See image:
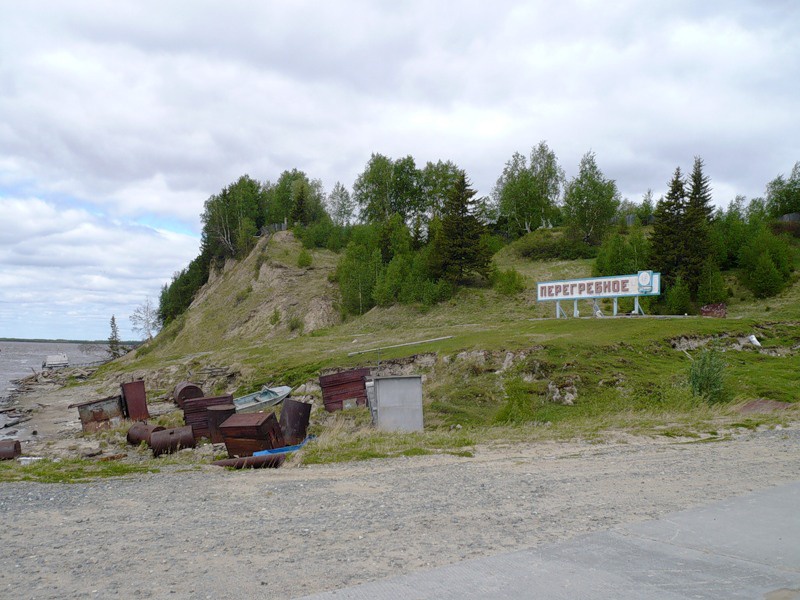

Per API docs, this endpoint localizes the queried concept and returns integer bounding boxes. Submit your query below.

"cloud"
[0,197,198,339]
[0,1,798,337]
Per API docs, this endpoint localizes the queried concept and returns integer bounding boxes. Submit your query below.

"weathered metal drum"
[0,439,22,460]
[126,423,166,446]
[280,398,312,445]
[206,404,236,444]
[150,426,196,457]
[173,382,205,408]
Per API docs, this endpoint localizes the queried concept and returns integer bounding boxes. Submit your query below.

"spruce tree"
[430,173,491,283]
[108,315,122,359]
[683,157,714,296]
[650,168,686,287]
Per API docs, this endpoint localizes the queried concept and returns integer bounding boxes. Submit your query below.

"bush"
[288,315,304,332]
[688,350,728,403]
[513,230,597,261]
[696,263,727,305]
[665,276,692,314]
[297,249,313,268]
[269,308,280,325]
[748,251,784,298]
[491,267,526,296]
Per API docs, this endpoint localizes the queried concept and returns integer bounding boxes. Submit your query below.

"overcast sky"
[1,1,798,340]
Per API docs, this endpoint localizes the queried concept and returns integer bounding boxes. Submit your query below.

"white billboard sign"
[537,271,661,302]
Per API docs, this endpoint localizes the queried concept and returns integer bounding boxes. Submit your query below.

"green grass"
[72,230,800,467]
[0,459,159,484]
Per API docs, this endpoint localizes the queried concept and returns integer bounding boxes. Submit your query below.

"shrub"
[688,350,728,404]
[234,285,252,306]
[269,308,281,325]
[288,315,304,332]
[297,249,313,268]
[491,267,526,296]
[748,251,784,298]
[696,263,727,305]
[514,230,597,261]
[665,276,692,314]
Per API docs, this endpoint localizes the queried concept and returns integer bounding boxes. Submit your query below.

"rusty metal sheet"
[173,382,205,408]
[183,395,233,439]
[71,395,124,431]
[150,426,196,457]
[211,454,284,469]
[280,398,312,446]
[126,423,165,446]
[0,439,21,460]
[320,368,370,412]
[207,404,236,444]
[121,380,150,421]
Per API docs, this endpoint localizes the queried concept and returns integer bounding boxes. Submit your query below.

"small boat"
[233,385,292,413]
[42,353,69,369]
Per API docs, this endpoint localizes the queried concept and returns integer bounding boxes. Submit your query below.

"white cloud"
[0,1,798,337]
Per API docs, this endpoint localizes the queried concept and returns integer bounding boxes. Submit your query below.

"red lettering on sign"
[604,281,611,293]
[578,283,586,294]
[621,280,629,292]
[612,280,620,293]
[548,285,554,296]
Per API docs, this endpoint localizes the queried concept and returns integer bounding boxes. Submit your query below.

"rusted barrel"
[211,454,285,469]
[0,440,22,460]
[173,382,204,408]
[207,404,236,444]
[150,426,196,457]
[126,423,166,446]
[280,398,312,445]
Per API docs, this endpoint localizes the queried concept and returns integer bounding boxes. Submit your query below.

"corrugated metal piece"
[372,376,424,432]
[211,454,285,469]
[173,382,205,408]
[126,423,166,446]
[0,439,22,460]
[207,404,236,444]
[69,395,124,432]
[150,426,196,457]
[279,398,312,445]
[182,395,234,439]
[319,368,370,412]
[121,380,150,421]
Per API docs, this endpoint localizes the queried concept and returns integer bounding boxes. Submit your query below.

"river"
[0,340,109,402]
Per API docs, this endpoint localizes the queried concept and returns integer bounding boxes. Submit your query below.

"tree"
[430,173,491,283]
[665,276,692,315]
[683,157,714,296]
[636,189,655,224]
[650,168,687,286]
[748,251,784,298]
[353,153,394,222]
[328,181,355,226]
[765,162,800,218]
[562,151,620,245]
[493,142,564,235]
[421,160,462,221]
[108,315,122,359]
[130,297,160,341]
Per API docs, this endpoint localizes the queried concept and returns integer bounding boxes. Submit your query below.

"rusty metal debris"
[121,380,150,421]
[173,382,204,408]
[220,412,284,458]
[206,404,236,444]
[211,454,285,469]
[319,368,370,412]
[69,395,124,432]
[183,395,234,439]
[150,426,196,457]
[280,397,312,445]
[0,439,22,460]
[126,423,166,446]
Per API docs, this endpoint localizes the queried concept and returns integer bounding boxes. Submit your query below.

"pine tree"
[430,173,491,283]
[650,168,686,287]
[108,315,122,359]
[683,157,714,296]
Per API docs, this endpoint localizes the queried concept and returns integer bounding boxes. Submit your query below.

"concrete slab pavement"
[298,481,800,599]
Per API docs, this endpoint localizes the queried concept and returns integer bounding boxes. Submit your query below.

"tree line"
[158,147,799,325]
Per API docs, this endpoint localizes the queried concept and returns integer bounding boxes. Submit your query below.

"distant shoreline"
[0,338,138,345]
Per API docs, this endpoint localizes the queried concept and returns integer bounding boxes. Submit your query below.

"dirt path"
[2,424,799,599]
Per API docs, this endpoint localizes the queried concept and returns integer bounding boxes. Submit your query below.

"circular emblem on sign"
[638,271,651,286]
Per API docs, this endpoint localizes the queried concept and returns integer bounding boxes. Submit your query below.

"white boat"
[233,385,292,413]
[42,353,69,369]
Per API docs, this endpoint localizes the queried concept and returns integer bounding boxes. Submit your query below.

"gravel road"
[2,426,799,599]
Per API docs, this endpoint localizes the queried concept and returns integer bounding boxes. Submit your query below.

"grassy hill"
[98,229,800,462]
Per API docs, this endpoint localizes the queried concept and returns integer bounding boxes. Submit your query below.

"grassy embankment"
[10,230,796,478]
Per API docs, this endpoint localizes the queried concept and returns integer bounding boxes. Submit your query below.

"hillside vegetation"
[95,227,800,462]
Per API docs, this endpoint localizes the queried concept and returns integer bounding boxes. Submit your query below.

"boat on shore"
[233,385,292,413]
[42,353,69,369]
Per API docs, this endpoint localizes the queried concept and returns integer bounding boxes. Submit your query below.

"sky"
[1,1,798,340]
